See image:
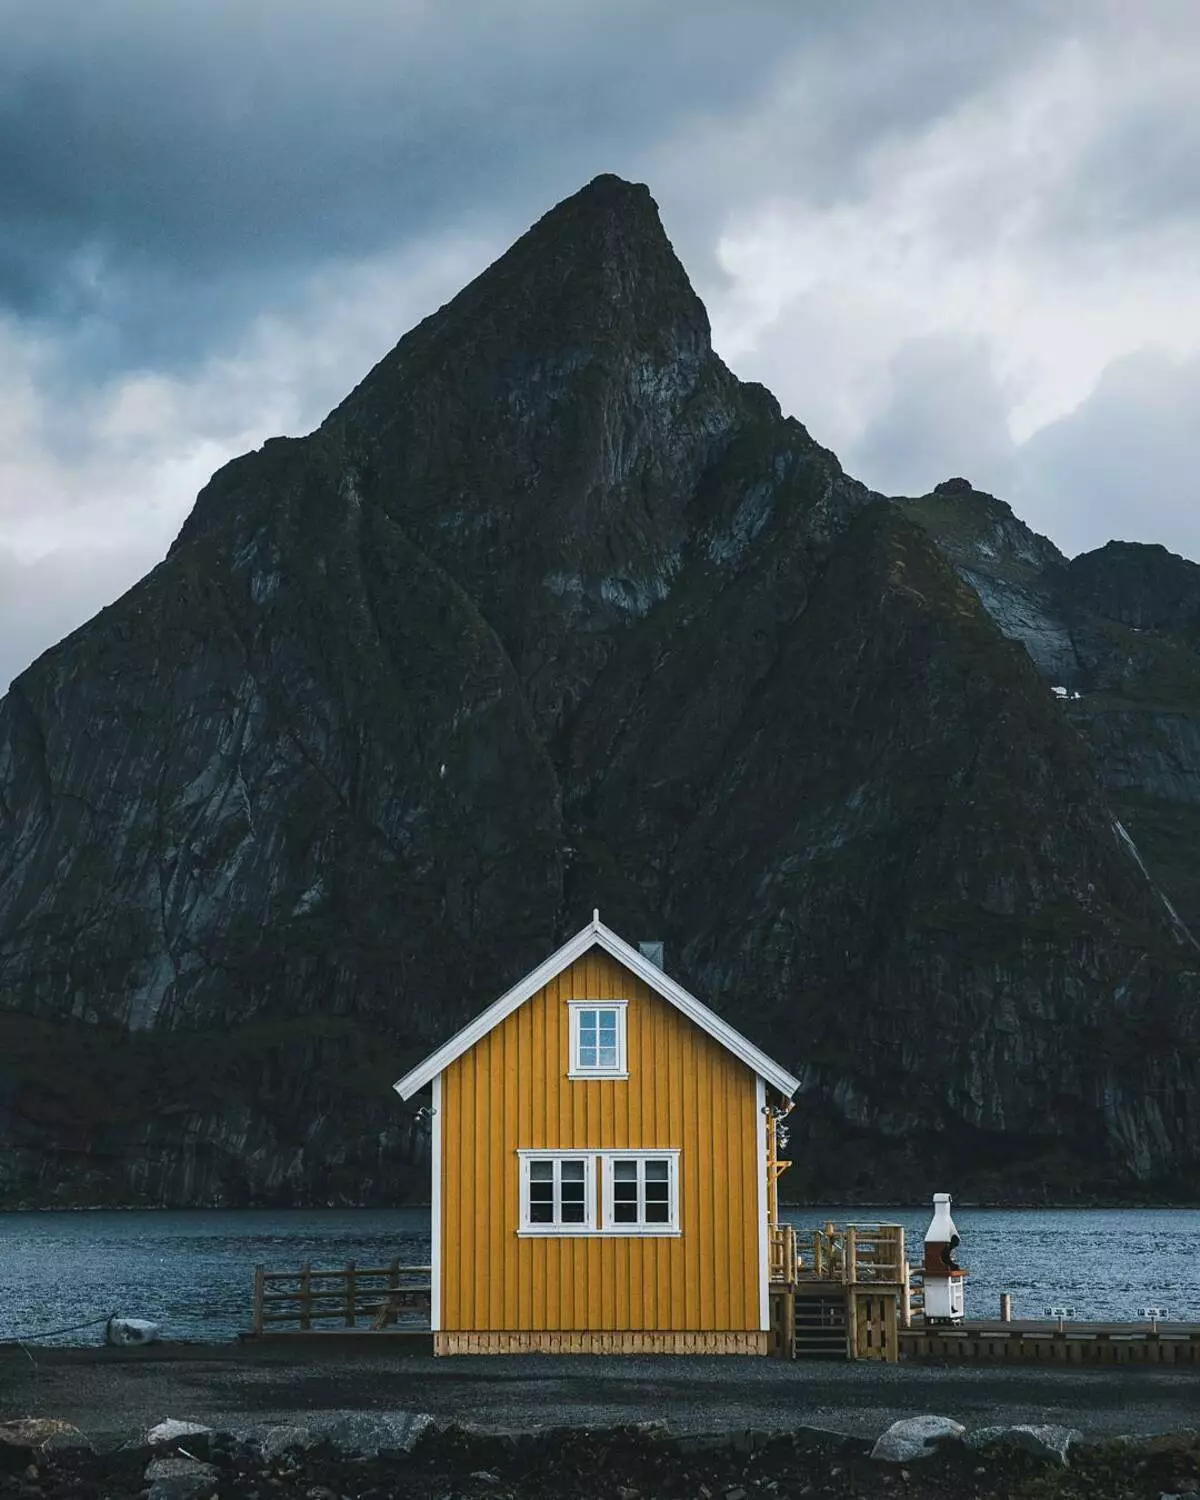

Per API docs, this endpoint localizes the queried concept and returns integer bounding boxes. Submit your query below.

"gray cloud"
[0,0,1094,376]
[848,335,1018,502]
[1011,349,1200,561]
[0,1,810,371]
[1,0,1199,687]
[0,543,157,691]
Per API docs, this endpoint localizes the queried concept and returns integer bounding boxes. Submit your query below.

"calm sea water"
[0,1206,1197,1345]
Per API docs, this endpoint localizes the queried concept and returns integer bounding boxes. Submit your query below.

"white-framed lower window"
[567,1000,628,1078]
[517,1151,597,1234]
[600,1150,680,1235]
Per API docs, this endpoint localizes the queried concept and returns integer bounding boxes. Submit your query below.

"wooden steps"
[793,1292,848,1359]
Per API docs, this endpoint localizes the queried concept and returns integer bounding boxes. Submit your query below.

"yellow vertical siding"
[440,950,763,1334]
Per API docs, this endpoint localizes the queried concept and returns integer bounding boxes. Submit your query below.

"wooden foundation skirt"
[434,1330,769,1356]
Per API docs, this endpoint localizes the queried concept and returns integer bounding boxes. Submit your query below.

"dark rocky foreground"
[2,1416,1199,1500]
[4,1343,1200,1500]
[4,173,1200,1206]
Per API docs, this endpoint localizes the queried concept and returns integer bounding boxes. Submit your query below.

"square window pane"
[561,1198,586,1223]
[560,1160,585,1182]
[597,1046,618,1069]
[613,1199,639,1223]
[529,1197,554,1223]
[530,1161,553,1181]
[614,1161,637,1182]
[645,1160,669,1181]
[579,1044,598,1068]
[645,1199,670,1223]
[579,1009,598,1032]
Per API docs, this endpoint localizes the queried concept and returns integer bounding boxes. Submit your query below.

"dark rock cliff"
[1,176,1198,1207]
[902,488,1200,955]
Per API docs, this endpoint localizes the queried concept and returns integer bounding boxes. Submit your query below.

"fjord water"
[0,1206,1197,1345]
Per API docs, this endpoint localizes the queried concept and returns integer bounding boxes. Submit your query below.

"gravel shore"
[3,1343,1199,1444]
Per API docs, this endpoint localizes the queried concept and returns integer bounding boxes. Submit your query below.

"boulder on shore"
[870,1415,966,1463]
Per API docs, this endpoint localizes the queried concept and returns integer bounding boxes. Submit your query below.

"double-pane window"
[602,1152,679,1233]
[519,1153,595,1232]
[578,1007,619,1069]
[569,1001,627,1077]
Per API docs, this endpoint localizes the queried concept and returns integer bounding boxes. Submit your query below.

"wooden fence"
[251,1261,431,1334]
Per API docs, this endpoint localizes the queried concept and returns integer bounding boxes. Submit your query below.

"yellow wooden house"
[395,911,800,1355]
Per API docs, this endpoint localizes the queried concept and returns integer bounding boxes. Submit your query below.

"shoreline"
[4,1199,1200,1213]
[4,1342,1199,1440]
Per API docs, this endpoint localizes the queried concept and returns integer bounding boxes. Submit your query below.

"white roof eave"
[393,915,800,1100]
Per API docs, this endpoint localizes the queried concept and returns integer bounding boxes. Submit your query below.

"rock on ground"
[145,1419,213,1448]
[144,1453,220,1500]
[0,1417,93,1469]
[967,1422,1082,1464]
[248,1410,434,1462]
[870,1415,966,1463]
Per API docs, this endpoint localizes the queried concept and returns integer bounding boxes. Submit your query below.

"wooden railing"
[251,1260,431,1334]
[768,1223,798,1284]
[846,1223,905,1284]
[796,1222,906,1285]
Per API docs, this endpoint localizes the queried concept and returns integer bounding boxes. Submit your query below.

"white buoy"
[105,1316,161,1346]
[922,1193,966,1324]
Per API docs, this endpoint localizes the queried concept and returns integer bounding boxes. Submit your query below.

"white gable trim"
[394,913,800,1100]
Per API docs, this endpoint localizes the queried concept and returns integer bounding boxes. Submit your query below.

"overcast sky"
[3,0,1199,689]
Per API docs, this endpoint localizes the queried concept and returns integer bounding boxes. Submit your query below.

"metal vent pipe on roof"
[638,941,665,970]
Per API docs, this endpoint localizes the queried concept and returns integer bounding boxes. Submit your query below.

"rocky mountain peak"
[899,479,1065,580]
[1063,540,1200,633]
[330,172,718,435]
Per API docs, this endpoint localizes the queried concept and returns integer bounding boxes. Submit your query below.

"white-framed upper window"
[517,1151,596,1235]
[568,1000,628,1078]
[600,1150,680,1235]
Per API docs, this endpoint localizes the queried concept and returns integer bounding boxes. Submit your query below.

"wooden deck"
[901,1318,1200,1364]
[769,1222,909,1361]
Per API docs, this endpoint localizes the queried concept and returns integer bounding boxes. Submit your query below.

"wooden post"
[846,1226,858,1286]
[345,1260,357,1328]
[300,1263,312,1332]
[766,1110,779,1225]
[252,1265,265,1337]
[1000,1293,1012,1323]
[901,1261,911,1330]
[884,1296,899,1363]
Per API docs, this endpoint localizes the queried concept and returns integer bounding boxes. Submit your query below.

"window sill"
[567,1070,629,1081]
[601,1227,681,1237]
[517,1228,681,1238]
[517,1225,599,1237]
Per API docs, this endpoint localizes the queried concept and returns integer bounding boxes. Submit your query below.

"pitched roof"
[394,912,800,1099]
